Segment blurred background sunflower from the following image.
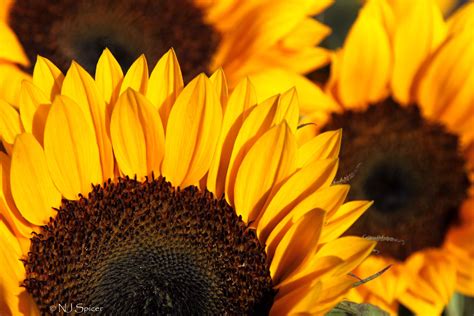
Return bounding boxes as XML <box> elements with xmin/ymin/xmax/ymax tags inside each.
<box><xmin>0</xmin><ymin>51</ymin><xmax>377</xmax><ymax>315</ymax></box>
<box><xmin>0</xmin><ymin>0</ymin><xmax>332</xmax><ymax>111</ymax></box>
<box><xmin>302</xmin><ymin>0</ymin><xmax>474</xmax><ymax>314</ymax></box>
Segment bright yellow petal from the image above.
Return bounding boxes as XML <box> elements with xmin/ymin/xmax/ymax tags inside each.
<box><xmin>206</xmin><ymin>77</ymin><xmax>256</xmax><ymax>198</ymax></box>
<box><xmin>270</xmin><ymin>279</ymin><xmax>322</xmax><ymax>316</ymax></box>
<box><xmin>320</xmin><ymin>200</ymin><xmax>373</xmax><ymax>243</ymax></box>
<box><xmin>162</xmin><ymin>74</ymin><xmax>222</xmax><ymax>187</ymax></box>
<box><xmin>147</xmin><ymin>49</ymin><xmax>184</xmax><ymax>129</ymax></box>
<box><xmin>0</xmin><ymin>63</ymin><xmax>31</xmax><ymax>108</ymax></box>
<box><xmin>270</xmin><ymin>209</ymin><xmax>326</xmax><ymax>284</ymax></box>
<box><xmin>234</xmin><ymin>122</ymin><xmax>297</xmax><ymax>223</ymax></box>
<box><xmin>416</xmin><ymin>29</ymin><xmax>474</xmax><ymax>144</ymax></box>
<box><xmin>95</xmin><ymin>48</ymin><xmax>124</xmax><ymax>105</ymax></box>
<box><xmin>296</xmin><ymin>129</ymin><xmax>342</xmax><ymax>168</ymax></box>
<box><xmin>447</xmin><ymin>1</ymin><xmax>474</xmax><ymax>35</ymax></box>
<box><xmin>32</xmin><ymin>56</ymin><xmax>64</xmax><ymax>101</ymax></box>
<box><xmin>119</xmin><ymin>55</ymin><xmax>148</xmax><ymax>95</ymax></box>
<box><xmin>61</xmin><ymin>62</ymin><xmax>115</xmax><ymax>180</ymax></box>
<box><xmin>316</xmin><ymin>236</ymin><xmax>377</xmax><ymax>276</ymax></box>
<box><xmin>257</xmin><ymin>158</ymin><xmax>339</xmax><ymax>241</ymax></box>
<box><xmin>10</xmin><ymin>133</ymin><xmax>60</xmax><ymax>226</ymax></box>
<box><xmin>265</xmin><ymin>185</ymin><xmax>348</xmax><ymax>261</ymax></box>
<box><xmin>311</xmin><ymin>276</ymin><xmax>356</xmax><ymax>314</ymax></box>
<box><xmin>391</xmin><ymin>0</ymin><xmax>447</xmax><ymax>105</ymax></box>
<box><xmin>18</xmin><ymin>81</ymin><xmax>49</xmax><ymax>135</ymax></box>
<box><xmin>276</xmin><ymin>88</ymin><xmax>299</xmax><ymax>133</ymax></box>
<box><xmin>0</xmin><ymin>21</ymin><xmax>28</xmax><ymax>66</ymax></box>
<box><xmin>249</xmin><ymin>68</ymin><xmax>340</xmax><ymax>115</ymax></box>
<box><xmin>209</xmin><ymin>68</ymin><xmax>229</xmax><ymax>111</ymax></box>
<box><xmin>0</xmin><ymin>100</ymin><xmax>23</xmax><ymax>147</ymax></box>
<box><xmin>110</xmin><ymin>89</ymin><xmax>165</xmax><ymax>179</ymax></box>
<box><xmin>0</xmin><ymin>153</ymin><xmax>35</xmax><ymax>237</ymax></box>
<box><xmin>336</xmin><ymin>3</ymin><xmax>391</xmax><ymax>109</ymax></box>
<box><xmin>44</xmin><ymin>96</ymin><xmax>102</xmax><ymax>200</ymax></box>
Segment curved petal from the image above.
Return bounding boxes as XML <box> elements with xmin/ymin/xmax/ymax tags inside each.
<box><xmin>391</xmin><ymin>0</ymin><xmax>447</xmax><ymax>104</ymax></box>
<box><xmin>0</xmin><ymin>21</ymin><xmax>29</xmax><ymax>66</ymax></box>
<box><xmin>44</xmin><ymin>96</ymin><xmax>102</xmax><ymax>200</ymax></box>
<box><xmin>0</xmin><ymin>63</ymin><xmax>31</xmax><ymax>107</ymax></box>
<box><xmin>110</xmin><ymin>89</ymin><xmax>165</xmax><ymax>179</ymax></box>
<box><xmin>335</xmin><ymin>4</ymin><xmax>391</xmax><ymax>109</ymax></box>
<box><xmin>270</xmin><ymin>209</ymin><xmax>326</xmax><ymax>285</ymax></box>
<box><xmin>207</xmin><ymin>77</ymin><xmax>256</xmax><ymax>198</ymax></box>
<box><xmin>0</xmin><ymin>100</ymin><xmax>23</xmax><ymax>147</ymax></box>
<box><xmin>32</xmin><ymin>56</ymin><xmax>64</xmax><ymax>101</ymax></box>
<box><xmin>234</xmin><ymin>123</ymin><xmax>296</xmax><ymax>223</ymax></box>
<box><xmin>209</xmin><ymin>68</ymin><xmax>228</xmax><ymax>111</ymax></box>
<box><xmin>119</xmin><ymin>55</ymin><xmax>149</xmax><ymax>95</ymax></box>
<box><xmin>18</xmin><ymin>81</ymin><xmax>49</xmax><ymax>136</ymax></box>
<box><xmin>257</xmin><ymin>158</ymin><xmax>339</xmax><ymax>240</ymax></box>
<box><xmin>296</xmin><ymin>129</ymin><xmax>342</xmax><ymax>168</ymax></box>
<box><xmin>320</xmin><ymin>200</ymin><xmax>373</xmax><ymax>243</ymax></box>
<box><xmin>62</xmin><ymin>62</ymin><xmax>114</xmax><ymax>180</ymax></box>
<box><xmin>0</xmin><ymin>153</ymin><xmax>35</xmax><ymax>237</ymax></box>
<box><xmin>147</xmin><ymin>49</ymin><xmax>183</xmax><ymax>129</ymax></box>
<box><xmin>10</xmin><ymin>134</ymin><xmax>60</xmax><ymax>226</ymax></box>
<box><xmin>95</xmin><ymin>48</ymin><xmax>124</xmax><ymax>105</ymax></box>
<box><xmin>416</xmin><ymin>30</ymin><xmax>474</xmax><ymax>145</ymax></box>
<box><xmin>161</xmin><ymin>74</ymin><xmax>222</xmax><ymax>187</ymax></box>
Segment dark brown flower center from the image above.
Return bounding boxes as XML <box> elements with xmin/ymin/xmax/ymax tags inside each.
<box><xmin>322</xmin><ymin>100</ymin><xmax>469</xmax><ymax>261</ymax></box>
<box><xmin>9</xmin><ymin>0</ymin><xmax>220</xmax><ymax>81</ymax></box>
<box><xmin>23</xmin><ymin>177</ymin><xmax>274</xmax><ymax>315</ymax></box>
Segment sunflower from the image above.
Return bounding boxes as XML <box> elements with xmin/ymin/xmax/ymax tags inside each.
<box><xmin>0</xmin><ymin>50</ymin><xmax>376</xmax><ymax>315</ymax></box>
<box><xmin>0</xmin><ymin>0</ymin><xmax>332</xmax><ymax>113</ymax></box>
<box><xmin>302</xmin><ymin>0</ymin><xmax>474</xmax><ymax>314</ymax></box>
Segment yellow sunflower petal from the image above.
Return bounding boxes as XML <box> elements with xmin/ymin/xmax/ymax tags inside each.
<box><xmin>18</xmin><ymin>80</ymin><xmax>49</xmax><ymax>135</ymax></box>
<box><xmin>282</xmin><ymin>18</ymin><xmax>331</xmax><ymax>49</ymax></box>
<box><xmin>44</xmin><ymin>96</ymin><xmax>102</xmax><ymax>200</ymax></box>
<box><xmin>391</xmin><ymin>0</ymin><xmax>447</xmax><ymax>105</ymax></box>
<box><xmin>270</xmin><ymin>209</ymin><xmax>326</xmax><ymax>284</ymax></box>
<box><xmin>316</xmin><ymin>236</ymin><xmax>377</xmax><ymax>276</ymax></box>
<box><xmin>399</xmin><ymin>250</ymin><xmax>456</xmax><ymax>315</ymax></box>
<box><xmin>276</xmin><ymin>255</ymin><xmax>344</xmax><ymax>295</ymax></box>
<box><xmin>147</xmin><ymin>49</ymin><xmax>183</xmax><ymax>129</ymax></box>
<box><xmin>311</xmin><ymin>276</ymin><xmax>355</xmax><ymax>314</ymax></box>
<box><xmin>0</xmin><ymin>62</ymin><xmax>31</xmax><ymax>108</ymax></box>
<box><xmin>0</xmin><ymin>153</ymin><xmax>35</xmax><ymax>237</ymax></box>
<box><xmin>119</xmin><ymin>54</ymin><xmax>148</xmax><ymax>95</ymax></box>
<box><xmin>270</xmin><ymin>279</ymin><xmax>322</xmax><ymax>316</ymax></box>
<box><xmin>225</xmin><ymin>94</ymin><xmax>287</xmax><ymax>205</ymax></box>
<box><xmin>416</xmin><ymin>29</ymin><xmax>474</xmax><ymax>143</ymax></box>
<box><xmin>265</xmin><ymin>185</ymin><xmax>348</xmax><ymax>260</ymax></box>
<box><xmin>162</xmin><ymin>74</ymin><xmax>222</xmax><ymax>187</ymax></box>
<box><xmin>0</xmin><ymin>100</ymin><xmax>23</xmax><ymax>147</ymax></box>
<box><xmin>257</xmin><ymin>158</ymin><xmax>339</xmax><ymax>241</ymax></box>
<box><xmin>296</xmin><ymin>129</ymin><xmax>342</xmax><ymax>168</ymax></box>
<box><xmin>276</xmin><ymin>88</ymin><xmax>299</xmax><ymax>133</ymax></box>
<box><xmin>0</xmin><ymin>220</ymin><xmax>28</xmax><ymax>315</ymax></box>
<box><xmin>234</xmin><ymin>122</ymin><xmax>297</xmax><ymax>223</ymax></box>
<box><xmin>320</xmin><ymin>200</ymin><xmax>373</xmax><ymax>243</ymax></box>
<box><xmin>62</xmin><ymin>62</ymin><xmax>115</xmax><ymax>180</ymax></box>
<box><xmin>95</xmin><ymin>48</ymin><xmax>124</xmax><ymax>105</ymax></box>
<box><xmin>336</xmin><ymin>3</ymin><xmax>391</xmax><ymax>109</ymax></box>
<box><xmin>0</xmin><ymin>20</ymin><xmax>28</xmax><ymax>66</ymax></box>
<box><xmin>249</xmin><ymin>68</ymin><xmax>340</xmax><ymax>115</ymax></box>
<box><xmin>209</xmin><ymin>68</ymin><xmax>229</xmax><ymax>111</ymax></box>
<box><xmin>207</xmin><ymin>77</ymin><xmax>256</xmax><ymax>198</ymax></box>
<box><xmin>447</xmin><ymin>1</ymin><xmax>474</xmax><ymax>35</ymax></box>
<box><xmin>110</xmin><ymin>89</ymin><xmax>165</xmax><ymax>179</ymax></box>
<box><xmin>10</xmin><ymin>133</ymin><xmax>60</xmax><ymax>226</ymax></box>
<box><xmin>32</xmin><ymin>56</ymin><xmax>64</xmax><ymax>100</ymax></box>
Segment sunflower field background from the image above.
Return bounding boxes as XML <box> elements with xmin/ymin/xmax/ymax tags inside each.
<box><xmin>0</xmin><ymin>0</ymin><xmax>473</xmax><ymax>315</ymax></box>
